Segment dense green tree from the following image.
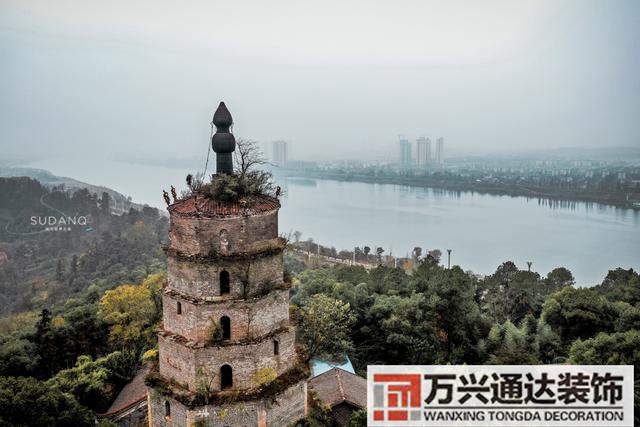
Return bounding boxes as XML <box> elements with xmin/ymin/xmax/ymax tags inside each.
<box><xmin>480</xmin><ymin>318</ymin><xmax>539</xmax><ymax>364</ymax></box>
<box><xmin>61</xmin><ymin>299</ymin><xmax>109</xmax><ymax>359</ymax></box>
<box><xmin>595</xmin><ymin>268</ymin><xmax>640</xmax><ymax>305</ymax></box>
<box><xmin>298</xmin><ymin>294</ymin><xmax>356</xmax><ymax>360</ymax></box>
<box><xmin>545</xmin><ymin>267</ymin><xmax>575</xmax><ymax>290</ymax></box>
<box><xmin>423</xmin><ymin>267</ymin><xmax>489</xmax><ymax>363</ymax></box>
<box><xmin>541</xmin><ymin>286</ymin><xmax>618</xmax><ymax>344</ymax></box>
<box><xmin>535</xmin><ymin>319</ymin><xmax>562</xmax><ymax>364</ymax></box>
<box><xmin>614</xmin><ymin>302</ymin><xmax>640</xmax><ymax>333</ymax></box>
<box><xmin>569</xmin><ymin>330</ymin><xmax>640</xmax><ymax>424</ymax></box>
<box><xmin>366</xmin><ymin>293</ymin><xmax>436</xmax><ymax>364</ymax></box>
<box><xmin>480</xmin><ymin>263</ymin><xmax>552</xmax><ymax>324</ymax></box>
<box><xmin>570</xmin><ymin>330</ymin><xmax>640</xmax><ymax>366</ymax></box>
<box><xmin>0</xmin><ymin>335</ymin><xmax>40</xmax><ymax>376</ymax></box>
<box><xmin>48</xmin><ymin>351</ymin><xmax>138</xmax><ymax>412</ymax></box>
<box><xmin>0</xmin><ymin>376</ymin><xmax>94</xmax><ymax>427</ymax></box>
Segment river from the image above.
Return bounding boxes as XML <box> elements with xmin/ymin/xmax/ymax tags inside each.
<box><xmin>22</xmin><ymin>158</ymin><xmax>640</xmax><ymax>286</ymax></box>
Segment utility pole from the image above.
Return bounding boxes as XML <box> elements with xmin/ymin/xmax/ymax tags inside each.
<box><xmin>527</xmin><ymin>261</ymin><xmax>533</xmax><ymax>272</ymax></box>
<box><xmin>447</xmin><ymin>249</ymin><xmax>452</xmax><ymax>269</ymax></box>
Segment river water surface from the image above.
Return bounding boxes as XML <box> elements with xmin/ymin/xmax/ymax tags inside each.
<box><xmin>23</xmin><ymin>158</ymin><xmax>640</xmax><ymax>286</ymax></box>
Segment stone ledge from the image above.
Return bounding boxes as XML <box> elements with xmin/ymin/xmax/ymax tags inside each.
<box><xmin>163</xmin><ymin>282</ymin><xmax>292</xmax><ymax>305</ymax></box>
<box><xmin>163</xmin><ymin>237</ymin><xmax>286</xmax><ymax>262</ymax></box>
<box><xmin>146</xmin><ymin>360</ymin><xmax>309</xmax><ymax>408</ymax></box>
<box><xmin>158</xmin><ymin>325</ymin><xmax>294</xmax><ymax>349</ymax></box>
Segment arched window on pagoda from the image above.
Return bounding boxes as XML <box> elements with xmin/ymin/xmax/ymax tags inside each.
<box><xmin>220</xmin><ymin>316</ymin><xmax>231</xmax><ymax>340</ymax></box>
<box><xmin>220</xmin><ymin>364</ymin><xmax>233</xmax><ymax>389</ymax></box>
<box><xmin>220</xmin><ymin>270</ymin><xmax>230</xmax><ymax>295</ymax></box>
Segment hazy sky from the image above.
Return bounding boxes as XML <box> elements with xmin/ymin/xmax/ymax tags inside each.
<box><xmin>1</xmin><ymin>0</ymin><xmax>639</xmax><ymax>163</ymax></box>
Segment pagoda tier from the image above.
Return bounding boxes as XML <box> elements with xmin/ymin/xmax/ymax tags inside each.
<box><xmin>157</xmin><ymin>194</ymin><xmax>298</xmax><ymax>393</ymax></box>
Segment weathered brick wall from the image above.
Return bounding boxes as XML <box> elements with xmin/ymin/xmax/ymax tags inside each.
<box><xmin>194</xmin><ymin>328</ymin><xmax>296</xmax><ymax>391</ymax></box>
<box><xmin>166</xmin><ymin>254</ymin><xmax>284</xmax><ymax>300</ymax></box>
<box><xmin>158</xmin><ymin>334</ymin><xmax>197</xmax><ymax>390</ymax></box>
<box><xmin>147</xmin><ymin>379</ymin><xmax>307</xmax><ymax>427</ymax></box>
<box><xmin>169</xmin><ymin>211</ymin><xmax>278</xmax><ymax>257</ymax></box>
<box><xmin>147</xmin><ymin>389</ymin><xmax>192</xmax><ymax>427</ymax></box>
<box><xmin>265</xmin><ymin>379</ymin><xmax>307</xmax><ymax>426</ymax></box>
<box><xmin>159</xmin><ymin>329</ymin><xmax>297</xmax><ymax>392</ymax></box>
<box><xmin>162</xmin><ymin>289</ymin><xmax>290</xmax><ymax>342</ymax></box>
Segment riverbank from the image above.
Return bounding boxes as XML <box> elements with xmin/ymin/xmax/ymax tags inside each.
<box><xmin>284</xmin><ymin>171</ymin><xmax>640</xmax><ymax>209</ymax></box>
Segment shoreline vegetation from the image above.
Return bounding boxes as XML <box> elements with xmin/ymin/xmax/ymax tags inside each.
<box><xmin>283</xmin><ymin>170</ymin><xmax>640</xmax><ymax>209</ymax></box>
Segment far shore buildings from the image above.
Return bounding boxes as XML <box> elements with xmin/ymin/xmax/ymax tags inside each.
<box><xmin>400</xmin><ymin>136</ymin><xmax>444</xmax><ymax>170</ymax></box>
<box><xmin>272</xmin><ymin>140</ymin><xmax>289</xmax><ymax>167</ymax></box>
<box><xmin>399</xmin><ymin>137</ymin><xmax>412</xmax><ymax>170</ymax></box>
<box><xmin>415</xmin><ymin>137</ymin><xmax>431</xmax><ymax>169</ymax></box>
<box><xmin>102</xmin><ymin>103</ymin><xmax>365</xmax><ymax>427</ymax></box>
<box><xmin>436</xmin><ymin>137</ymin><xmax>444</xmax><ymax>166</ymax></box>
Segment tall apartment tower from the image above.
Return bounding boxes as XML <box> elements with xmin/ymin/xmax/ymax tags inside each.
<box><xmin>436</xmin><ymin>137</ymin><xmax>444</xmax><ymax>166</ymax></box>
<box><xmin>399</xmin><ymin>137</ymin><xmax>412</xmax><ymax>170</ymax></box>
<box><xmin>415</xmin><ymin>137</ymin><xmax>431</xmax><ymax>168</ymax></box>
<box><xmin>147</xmin><ymin>102</ymin><xmax>307</xmax><ymax>426</ymax></box>
<box><xmin>272</xmin><ymin>140</ymin><xmax>288</xmax><ymax>167</ymax></box>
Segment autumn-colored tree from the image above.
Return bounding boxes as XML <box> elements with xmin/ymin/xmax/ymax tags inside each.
<box><xmin>98</xmin><ymin>282</ymin><xmax>155</xmax><ymax>352</ymax></box>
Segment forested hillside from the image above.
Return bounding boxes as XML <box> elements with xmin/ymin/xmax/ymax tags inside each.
<box><xmin>0</xmin><ymin>176</ymin><xmax>168</xmax><ymax>426</ymax></box>
<box><xmin>0</xmin><ymin>176</ymin><xmax>168</xmax><ymax>316</ymax></box>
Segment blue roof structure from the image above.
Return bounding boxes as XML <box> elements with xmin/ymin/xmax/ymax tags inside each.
<box><xmin>310</xmin><ymin>355</ymin><xmax>355</xmax><ymax>377</ymax></box>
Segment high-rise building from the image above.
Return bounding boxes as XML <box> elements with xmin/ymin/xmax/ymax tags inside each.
<box><xmin>416</xmin><ymin>137</ymin><xmax>431</xmax><ymax>168</ymax></box>
<box><xmin>399</xmin><ymin>137</ymin><xmax>412</xmax><ymax>170</ymax></box>
<box><xmin>436</xmin><ymin>137</ymin><xmax>444</xmax><ymax>166</ymax></box>
<box><xmin>147</xmin><ymin>103</ymin><xmax>307</xmax><ymax>426</ymax></box>
<box><xmin>272</xmin><ymin>140</ymin><xmax>288</xmax><ymax>167</ymax></box>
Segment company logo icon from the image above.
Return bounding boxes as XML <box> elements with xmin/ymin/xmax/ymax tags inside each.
<box><xmin>372</xmin><ymin>373</ymin><xmax>422</xmax><ymax>422</ymax></box>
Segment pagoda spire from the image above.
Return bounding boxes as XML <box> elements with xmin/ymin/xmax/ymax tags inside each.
<box><xmin>211</xmin><ymin>101</ymin><xmax>236</xmax><ymax>174</ymax></box>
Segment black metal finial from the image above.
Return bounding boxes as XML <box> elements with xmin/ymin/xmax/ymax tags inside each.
<box><xmin>211</xmin><ymin>102</ymin><xmax>235</xmax><ymax>174</ymax></box>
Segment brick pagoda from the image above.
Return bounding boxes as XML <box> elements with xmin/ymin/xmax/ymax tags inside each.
<box><xmin>147</xmin><ymin>102</ymin><xmax>307</xmax><ymax>426</ymax></box>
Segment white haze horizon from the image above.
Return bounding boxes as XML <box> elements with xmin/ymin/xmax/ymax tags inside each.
<box><xmin>1</xmin><ymin>0</ymin><xmax>639</xmax><ymax>165</ymax></box>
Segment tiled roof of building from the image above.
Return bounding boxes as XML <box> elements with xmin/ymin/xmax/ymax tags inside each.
<box><xmin>168</xmin><ymin>194</ymin><xmax>280</xmax><ymax>217</ymax></box>
<box><xmin>99</xmin><ymin>366</ymin><xmax>149</xmax><ymax>417</ymax></box>
<box><xmin>308</xmin><ymin>367</ymin><xmax>366</xmax><ymax>409</ymax></box>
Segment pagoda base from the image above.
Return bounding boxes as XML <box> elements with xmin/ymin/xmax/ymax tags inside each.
<box><xmin>147</xmin><ymin>379</ymin><xmax>307</xmax><ymax>427</ymax></box>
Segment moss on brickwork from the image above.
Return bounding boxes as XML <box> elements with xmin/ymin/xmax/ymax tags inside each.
<box><xmin>146</xmin><ymin>361</ymin><xmax>309</xmax><ymax>408</ymax></box>
<box><xmin>164</xmin><ymin>237</ymin><xmax>286</xmax><ymax>262</ymax></box>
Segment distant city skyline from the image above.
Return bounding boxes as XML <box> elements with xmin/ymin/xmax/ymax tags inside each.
<box><xmin>399</xmin><ymin>135</ymin><xmax>443</xmax><ymax>168</ymax></box>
